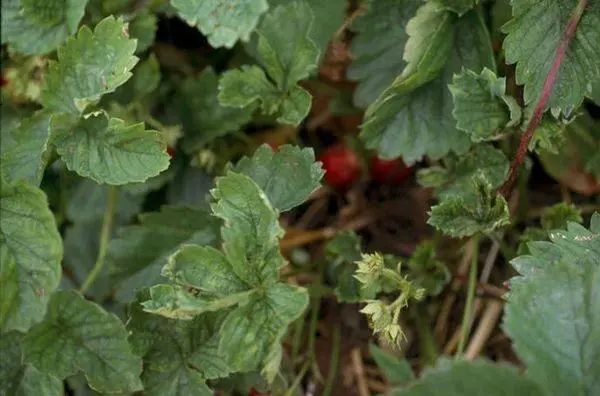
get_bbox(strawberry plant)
[1,0,599,395]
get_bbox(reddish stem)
[499,0,589,196]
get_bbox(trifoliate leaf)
[22,290,143,393]
[369,343,415,385]
[407,241,450,296]
[52,111,169,185]
[218,1,319,126]
[108,206,220,301]
[1,0,88,55]
[0,332,63,396]
[540,202,583,230]
[175,68,253,154]
[450,68,522,141]
[505,214,600,396]
[428,173,510,237]
[130,9,156,53]
[361,9,495,162]
[348,0,422,108]
[171,0,268,48]
[0,180,62,333]
[502,0,600,114]
[41,16,138,115]
[0,110,53,186]
[431,0,477,16]
[127,299,231,395]
[233,144,324,212]
[421,144,509,199]
[218,283,308,371]
[389,358,545,395]
[210,172,285,285]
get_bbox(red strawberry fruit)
[319,144,361,189]
[370,156,411,184]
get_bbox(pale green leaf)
[396,3,456,91]
[108,205,220,301]
[175,68,253,153]
[0,332,63,396]
[450,68,522,141]
[130,9,157,53]
[428,173,510,237]
[0,110,53,186]
[502,0,600,114]
[171,0,268,48]
[218,284,308,372]
[52,112,169,185]
[0,180,62,333]
[41,16,138,115]
[528,114,567,154]
[218,1,318,126]
[407,241,450,296]
[360,9,495,162]
[369,343,414,385]
[1,0,88,55]
[505,214,600,396]
[431,0,477,16]
[348,0,421,108]
[127,300,230,395]
[390,358,545,395]
[210,172,285,285]
[233,144,324,212]
[22,290,143,393]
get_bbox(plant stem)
[322,323,341,396]
[284,361,310,396]
[457,236,480,355]
[412,305,438,367]
[500,0,589,196]
[79,186,118,295]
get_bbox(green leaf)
[528,114,566,155]
[325,231,377,302]
[0,179,62,333]
[171,0,268,48]
[218,283,308,371]
[389,358,545,395]
[396,3,456,91]
[505,214,600,396]
[127,299,231,395]
[1,0,88,55]
[210,172,285,285]
[540,202,583,230]
[419,144,509,199]
[407,241,450,296]
[218,1,318,126]
[502,0,600,114]
[0,110,53,186]
[0,332,63,396]
[175,68,253,153]
[449,68,522,141]
[369,343,414,385]
[41,16,138,115]
[233,144,324,212]
[108,205,220,301]
[431,0,477,16]
[348,0,422,107]
[106,54,161,104]
[130,9,157,53]
[360,9,495,162]
[428,173,510,237]
[52,111,169,185]
[22,290,143,393]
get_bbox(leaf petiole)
[457,235,480,355]
[79,186,118,295]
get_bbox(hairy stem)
[322,323,341,396]
[500,0,589,196]
[457,236,479,355]
[79,186,118,295]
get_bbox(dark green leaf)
[369,343,414,385]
